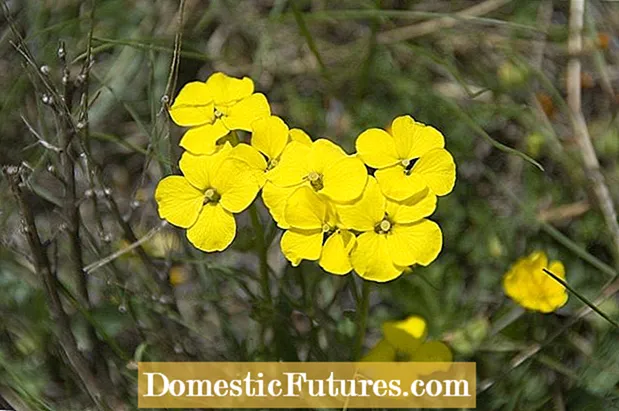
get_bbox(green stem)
[250,204,272,307]
[352,281,371,360]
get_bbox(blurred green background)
[1,0,619,409]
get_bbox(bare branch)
[567,0,619,260]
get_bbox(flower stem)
[352,280,371,360]
[250,204,272,307]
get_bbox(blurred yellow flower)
[169,72,271,155]
[503,251,568,313]
[362,316,452,362]
[169,264,190,286]
[155,143,261,252]
[280,186,356,274]
[268,138,367,204]
[356,115,455,202]
[337,177,441,282]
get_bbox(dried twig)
[84,222,165,274]
[567,0,619,260]
[2,166,112,411]
[377,0,512,44]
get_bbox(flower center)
[214,108,224,119]
[267,158,279,171]
[307,171,324,191]
[322,223,331,233]
[203,188,221,204]
[376,218,392,234]
[401,158,419,175]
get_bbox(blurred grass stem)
[352,281,370,360]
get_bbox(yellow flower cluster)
[156,72,456,282]
[362,316,452,363]
[503,251,568,313]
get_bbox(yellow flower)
[268,138,368,204]
[169,264,190,286]
[232,115,308,188]
[252,122,313,229]
[169,72,271,155]
[279,186,356,275]
[154,143,261,252]
[356,115,456,202]
[362,316,452,363]
[503,251,568,313]
[337,177,441,282]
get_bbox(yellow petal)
[528,251,549,269]
[186,203,236,252]
[361,339,397,362]
[204,72,254,106]
[262,182,296,229]
[179,120,229,155]
[385,188,437,224]
[222,93,271,131]
[319,230,356,275]
[320,156,368,203]
[410,341,453,363]
[280,229,323,266]
[179,144,232,191]
[168,82,214,127]
[154,176,204,228]
[229,143,267,187]
[336,176,385,231]
[289,128,312,146]
[383,315,427,353]
[309,139,348,174]
[351,232,402,282]
[250,115,289,161]
[267,141,311,187]
[391,115,444,159]
[387,220,442,267]
[547,260,566,280]
[213,159,261,213]
[355,128,400,169]
[410,148,456,196]
[375,165,427,202]
[284,186,327,230]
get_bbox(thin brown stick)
[2,166,112,411]
[567,0,619,260]
[376,0,512,44]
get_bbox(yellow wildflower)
[356,115,455,202]
[169,264,190,286]
[230,115,303,190]
[503,251,568,313]
[253,122,313,229]
[268,138,368,204]
[362,316,452,362]
[337,177,441,282]
[154,143,261,252]
[280,186,356,274]
[169,72,271,155]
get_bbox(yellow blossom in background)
[337,177,442,282]
[169,264,190,286]
[356,115,455,202]
[280,186,356,274]
[155,143,261,252]
[503,251,568,313]
[268,138,368,204]
[169,72,271,155]
[362,315,452,363]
